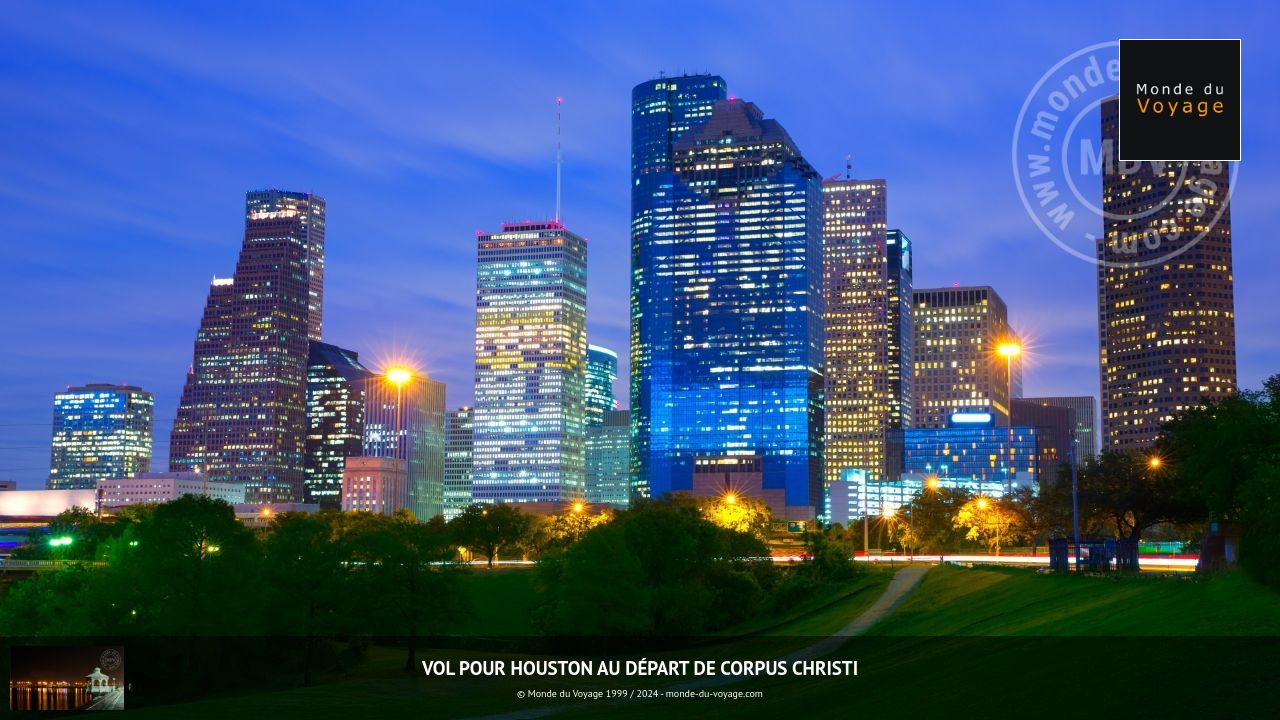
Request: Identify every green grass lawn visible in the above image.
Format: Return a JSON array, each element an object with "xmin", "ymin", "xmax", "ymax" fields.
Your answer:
[
  {"xmin": 870, "ymin": 564, "xmax": 1280, "ymax": 636},
  {"xmin": 451, "ymin": 567, "xmax": 540, "ymax": 636},
  {"xmin": 102, "ymin": 566, "xmax": 1280, "ymax": 719}
]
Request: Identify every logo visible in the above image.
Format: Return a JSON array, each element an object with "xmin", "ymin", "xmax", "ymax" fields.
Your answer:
[
  {"xmin": 100, "ymin": 648, "xmax": 122, "ymax": 671},
  {"xmin": 1012, "ymin": 41, "xmax": 1238, "ymax": 268},
  {"xmin": 1118, "ymin": 39, "xmax": 1241, "ymax": 161}
]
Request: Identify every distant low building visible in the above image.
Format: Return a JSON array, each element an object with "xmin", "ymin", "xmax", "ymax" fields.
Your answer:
[
  {"xmin": 689, "ymin": 455, "xmax": 813, "ymax": 522},
  {"xmin": 825, "ymin": 471, "xmax": 1006, "ymax": 526},
  {"xmin": 887, "ymin": 411, "xmax": 1041, "ymax": 493},
  {"xmin": 97, "ymin": 472, "xmax": 245, "ymax": 508},
  {"xmin": 0, "ymin": 489, "xmax": 98, "ymax": 519},
  {"xmin": 0, "ymin": 481, "xmax": 16, "ymax": 491},
  {"xmin": 341, "ymin": 456, "xmax": 408, "ymax": 515},
  {"xmin": 233, "ymin": 502, "xmax": 318, "ymax": 528}
]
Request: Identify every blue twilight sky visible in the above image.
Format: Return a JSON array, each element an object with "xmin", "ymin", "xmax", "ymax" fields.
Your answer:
[{"xmin": 1, "ymin": 2, "xmax": 1278, "ymax": 489}]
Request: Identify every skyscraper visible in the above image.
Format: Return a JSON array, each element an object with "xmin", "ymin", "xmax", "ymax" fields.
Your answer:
[
  {"xmin": 584, "ymin": 344, "xmax": 619, "ymax": 427},
  {"xmin": 585, "ymin": 408, "xmax": 631, "ymax": 508},
  {"xmin": 912, "ymin": 286, "xmax": 1016, "ymax": 428},
  {"xmin": 630, "ymin": 96, "xmax": 825, "ymax": 516},
  {"xmin": 822, "ymin": 180, "xmax": 914, "ymax": 485},
  {"xmin": 472, "ymin": 221, "xmax": 588, "ymax": 505},
  {"xmin": 443, "ymin": 406, "xmax": 473, "ymax": 520},
  {"xmin": 630, "ymin": 73, "xmax": 727, "ymax": 498},
  {"xmin": 363, "ymin": 368, "xmax": 445, "ymax": 521},
  {"xmin": 49, "ymin": 384, "xmax": 153, "ymax": 490},
  {"xmin": 885, "ymin": 231, "xmax": 915, "ymax": 433},
  {"xmin": 1099, "ymin": 98, "xmax": 1236, "ymax": 450},
  {"xmin": 304, "ymin": 341, "xmax": 374, "ymax": 508},
  {"xmin": 170, "ymin": 190, "xmax": 324, "ymax": 502}
]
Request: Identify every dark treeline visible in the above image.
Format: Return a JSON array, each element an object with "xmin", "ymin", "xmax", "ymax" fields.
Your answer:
[
  {"xmin": 0, "ymin": 494, "xmax": 861, "ymax": 701},
  {"xmin": 856, "ymin": 373, "xmax": 1280, "ymax": 582}
]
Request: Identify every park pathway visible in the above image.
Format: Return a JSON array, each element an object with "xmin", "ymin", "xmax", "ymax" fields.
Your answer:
[{"xmin": 465, "ymin": 564, "xmax": 930, "ymax": 720}]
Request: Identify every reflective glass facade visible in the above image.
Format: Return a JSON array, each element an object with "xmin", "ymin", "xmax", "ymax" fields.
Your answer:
[
  {"xmin": 304, "ymin": 341, "xmax": 373, "ymax": 508},
  {"xmin": 363, "ymin": 370, "xmax": 445, "ymax": 520},
  {"xmin": 889, "ymin": 415, "xmax": 1040, "ymax": 492},
  {"xmin": 584, "ymin": 344, "xmax": 618, "ymax": 427},
  {"xmin": 630, "ymin": 74, "xmax": 727, "ymax": 498},
  {"xmin": 170, "ymin": 190, "xmax": 323, "ymax": 502},
  {"xmin": 585, "ymin": 409, "xmax": 630, "ymax": 508},
  {"xmin": 631, "ymin": 95, "xmax": 825, "ymax": 511},
  {"xmin": 472, "ymin": 221, "xmax": 588, "ymax": 504},
  {"xmin": 443, "ymin": 406, "xmax": 473, "ymax": 520},
  {"xmin": 49, "ymin": 384, "xmax": 153, "ymax": 490}
]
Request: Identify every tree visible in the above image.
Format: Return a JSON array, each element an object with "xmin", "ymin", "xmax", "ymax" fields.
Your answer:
[
  {"xmin": 1080, "ymin": 451, "xmax": 1198, "ymax": 543},
  {"xmin": 350, "ymin": 510, "xmax": 465, "ymax": 670},
  {"xmin": 534, "ymin": 497, "xmax": 770, "ymax": 637},
  {"xmin": 701, "ymin": 494, "xmax": 772, "ymax": 542},
  {"xmin": 893, "ymin": 487, "xmax": 971, "ymax": 553},
  {"xmin": 1161, "ymin": 375, "xmax": 1280, "ymax": 586},
  {"xmin": 953, "ymin": 496, "xmax": 1020, "ymax": 554},
  {"xmin": 449, "ymin": 503, "xmax": 535, "ymax": 567},
  {"xmin": 263, "ymin": 511, "xmax": 352, "ymax": 685}
]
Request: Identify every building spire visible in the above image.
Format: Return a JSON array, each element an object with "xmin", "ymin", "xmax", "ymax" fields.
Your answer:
[
  {"xmin": 555, "ymin": 96, "xmax": 563, "ymax": 222},
  {"xmin": 845, "ymin": 153, "xmax": 852, "ymax": 179}
]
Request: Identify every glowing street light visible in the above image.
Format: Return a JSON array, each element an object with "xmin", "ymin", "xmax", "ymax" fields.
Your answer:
[
  {"xmin": 996, "ymin": 342, "xmax": 1022, "ymax": 360},
  {"xmin": 572, "ymin": 502, "xmax": 585, "ymax": 514},
  {"xmin": 996, "ymin": 339, "xmax": 1022, "ymax": 496},
  {"xmin": 385, "ymin": 366, "xmax": 414, "ymax": 465},
  {"xmin": 724, "ymin": 492, "xmax": 737, "ymax": 505},
  {"xmin": 47, "ymin": 535, "xmax": 74, "ymax": 548},
  {"xmin": 926, "ymin": 476, "xmax": 942, "ymax": 490},
  {"xmin": 1148, "ymin": 456, "xmax": 1162, "ymax": 469}
]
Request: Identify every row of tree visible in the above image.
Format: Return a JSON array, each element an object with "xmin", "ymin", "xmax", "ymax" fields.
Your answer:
[{"xmin": 843, "ymin": 372, "xmax": 1280, "ymax": 582}]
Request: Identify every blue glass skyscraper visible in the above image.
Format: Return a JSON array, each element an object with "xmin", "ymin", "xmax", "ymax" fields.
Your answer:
[
  {"xmin": 630, "ymin": 74, "xmax": 727, "ymax": 498},
  {"xmin": 631, "ymin": 89, "xmax": 825, "ymax": 514}
]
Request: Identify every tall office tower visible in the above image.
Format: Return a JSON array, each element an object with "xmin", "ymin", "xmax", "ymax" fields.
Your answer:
[
  {"xmin": 584, "ymin": 344, "xmax": 619, "ymax": 427},
  {"xmin": 472, "ymin": 221, "xmax": 588, "ymax": 505},
  {"xmin": 885, "ymin": 230, "xmax": 915, "ymax": 433},
  {"xmin": 49, "ymin": 384, "xmax": 154, "ymax": 490},
  {"xmin": 1021, "ymin": 395, "xmax": 1099, "ymax": 461},
  {"xmin": 443, "ymin": 406, "xmax": 474, "ymax": 520},
  {"xmin": 170, "ymin": 190, "xmax": 324, "ymax": 502},
  {"xmin": 304, "ymin": 341, "xmax": 374, "ymax": 508},
  {"xmin": 912, "ymin": 286, "xmax": 1016, "ymax": 429},
  {"xmin": 631, "ymin": 97, "xmax": 825, "ymax": 516},
  {"xmin": 246, "ymin": 189, "xmax": 326, "ymax": 340},
  {"xmin": 630, "ymin": 73, "xmax": 727, "ymax": 498},
  {"xmin": 1099, "ymin": 98, "xmax": 1236, "ymax": 450},
  {"xmin": 822, "ymin": 181, "xmax": 915, "ymax": 485},
  {"xmin": 585, "ymin": 409, "xmax": 631, "ymax": 507},
  {"xmin": 363, "ymin": 369, "xmax": 446, "ymax": 520}
]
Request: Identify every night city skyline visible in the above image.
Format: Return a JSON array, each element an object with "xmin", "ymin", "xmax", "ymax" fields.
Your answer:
[{"xmin": 3, "ymin": 3, "xmax": 1278, "ymax": 489}]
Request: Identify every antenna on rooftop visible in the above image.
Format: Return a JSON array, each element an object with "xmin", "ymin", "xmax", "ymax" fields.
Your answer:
[
  {"xmin": 555, "ymin": 96, "xmax": 563, "ymax": 223},
  {"xmin": 845, "ymin": 153, "xmax": 852, "ymax": 180}
]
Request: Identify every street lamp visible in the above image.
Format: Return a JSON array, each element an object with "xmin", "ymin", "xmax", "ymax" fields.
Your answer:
[
  {"xmin": 997, "ymin": 340, "xmax": 1022, "ymax": 496},
  {"xmin": 386, "ymin": 367, "xmax": 413, "ymax": 490},
  {"xmin": 724, "ymin": 492, "xmax": 737, "ymax": 505},
  {"xmin": 1148, "ymin": 455, "xmax": 1162, "ymax": 469}
]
